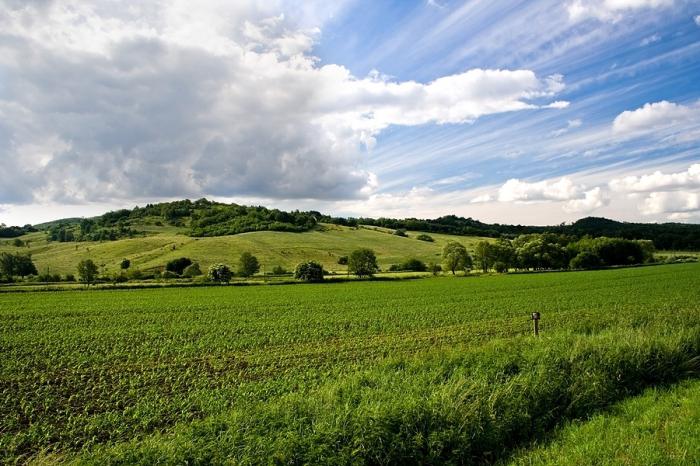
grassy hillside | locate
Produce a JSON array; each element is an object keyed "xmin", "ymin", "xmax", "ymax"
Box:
[
  {"xmin": 0, "ymin": 224, "xmax": 489, "ymax": 276},
  {"xmin": 506, "ymin": 380, "xmax": 700, "ymax": 465}
]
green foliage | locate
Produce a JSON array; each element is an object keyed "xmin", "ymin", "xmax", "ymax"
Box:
[
  {"xmin": 393, "ymin": 228, "xmax": 407, "ymax": 237},
  {"xmin": 161, "ymin": 270, "xmax": 179, "ymax": 279},
  {"xmin": 77, "ymin": 259, "xmax": 98, "ymax": 285},
  {"xmin": 416, "ymin": 233, "xmax": 434, "ymax": 242},
  {"xmin": 238, "ymin": 252, "xmax": 260, "ymax": 278},
  {"xmin": 391, "ymin": 258, "xmax": 427, "ymax": 272},
  {"xmin": 182, "ymin": 263, "xmax": 203, "ymax": 277},
  {"xmin": 337, "ymin": 255, "xmax": 348, "ymax": 265},
  {"xmin": 569, "ymin": 251, "xmax": 601, "ymax": 270},
  {"xmin": 0, "ymin": 252, "xmax": 37, "ymax": 279},
  {"xmin": 294, "ymin": 261, "xmax": 325, "ymax": 282},
  {"xmin": 208, "ymin": 263, "xmax": 233, "ymax": 283},
  {"xmin": 442, "ymin": 240, "xmax": 472, "ymax": 274},
  {"xmin": 271, "ymin": 265, "xmax": 287, "ymax": 275},
  {"xmin": 12, "ymin": 238, "xmax": 23, "ymax": 247},
  {"xmin": 120, "ymin": 258, "xmax": 131, "ymax": 270},
  {"xmin": 428, "ymin": 262, "xmax": 442, "ymax": 275},
  {"xmin": 348, "ymin": 248, "xmax": 379, "ymax": 277},
  {"xmin": 165, "ymin": 257, "xmax": 192, "ymax": 275}
]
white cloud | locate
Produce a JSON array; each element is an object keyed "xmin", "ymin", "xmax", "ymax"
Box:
[
  {"xmin": 551, "ymin": 118, "xmax": 582, "ymax": 137},
  {"xmin": 640, "ymin": 191, "xmax": 700, "ymax": 216},
  {"xmin": 694, "ymin": 14, "xmax": 700, "ymax": 26},
  {"xmin": 0, "ymin": 0, "xmax": 567, "ymax": 205},
  {"xmin": 568, "ymin": 0, "xmax": 674, "ymax": 22},
  {"xmin": 497, "ymin": 177, "xmax": 582, "ymax": 202},
  {"xmin": 470, "ymin": 194, "xmax": 493, "ymax": 204},
  {"xmin": 612, "ymin": 101, "xmax": 699, "ymax": 135},
  {"xmin": 609, "ymin": 164, "xmax": 700, "ymax": 192},
  {"xmin": 563, "ymin": 187, "xmax": 608, "ymax": 213},
  {"xmin": 640, "ymin": 33, "xmax": 661, "ymax": 46}
]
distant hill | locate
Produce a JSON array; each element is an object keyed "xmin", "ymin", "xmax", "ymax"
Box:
[{"xmin": 15, "ymin": 199, "xmax": 700, "ymax": 251}]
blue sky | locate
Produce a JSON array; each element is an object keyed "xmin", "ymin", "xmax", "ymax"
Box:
[{"xmin": 0, "ymin": 0, "xmax": 699, "ymax": 225}]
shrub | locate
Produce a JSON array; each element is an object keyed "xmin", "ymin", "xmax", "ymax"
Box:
[
  {"xmin": 493, "ymin": 261, "xmax": 508, "ymax": 273},
  {"xmin": 428, "ymin": 262, "xmax": 442, "ymax": 275},
  {"xmin": 208, "ymin": 264, "xmax": 233, "ymax": 283},
  {"xmin": 272, "ymin": 265, "xmax": 287, "ymax": 275},
  {"xmin": 294, "ymin": 261, "xmax": 324, "ymax": 282},
  {"xmin": 394, "ymin": 229, "xmax": 407, "ymax": 237},
  {"xmin": 570, "ymin": 251, "xmax": 601, "ymax": 270},
  {"xmin": 166, "ymin": 257, "xmax": 192, "ymax": 275},
  {"xmin": 182, "ymin": 263, "xmax": 203, "ymax": 277},
  {"xmin": 337, "ymin": 256, "xmax": 348, "ymax": 265},
  {"xmin": 400, "ymin": 258, "xmax": 427, "ymax": 272},
  {"xmin": 64, "ymin": 274, "xmax": 76, "ymax": 282},
  {"xmin": 161, "ymin": 271, "xmax": 179, "ymax": 279},
  {"xmin": 388, "ymin": 264, "xmax": 401, "ymax": 272},
  {"xmin": 416, "ymin": 234, "xmax": 434, "ymax": 242},
  {"xmin": 120, "ymin": 259, "xmax": 131, "ymax": 270}
]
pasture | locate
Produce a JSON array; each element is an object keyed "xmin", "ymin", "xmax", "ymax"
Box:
[{"xmin": 1, "ymin": 263, "xmax": 699, "ymax": 464}]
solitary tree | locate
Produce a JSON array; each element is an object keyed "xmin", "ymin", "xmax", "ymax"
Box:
[
  {"xmin": 208, "ymin": 263, "xmax": 233, "ymax": 284},
  {"xmin": 442, "ymin": 241, "xmax": 472, "ymax": 275},
  {"xmin": 348, "ymin": 248, "xmax": 379, "ymax": 278},
  {"xmin": 77, "ymin": 259, "xmax": 99, "ymax": 286},
  {"xmin": 120, "ymin": 258, "xmax": 131, "ymax": 270},
  {"xmin": 473, "ymin": 241, "xmax": 493, "ymax": 273},
  {"xmin": 238, "ymin": 252, "xmax": 260, "ymax": 278}
]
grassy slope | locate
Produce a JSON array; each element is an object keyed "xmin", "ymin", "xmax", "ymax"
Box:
[
  {"xmin": 505, "ymin": 380, "xmax": 700, "ymax": 465},
  {"xmin": 0, "ymin": 225, "xmax": 489, "ymax": 275}
]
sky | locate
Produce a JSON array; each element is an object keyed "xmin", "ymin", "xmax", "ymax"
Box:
[{"xmin": 0, "ymin": 0, "xmax": 699, "ymax": 226}]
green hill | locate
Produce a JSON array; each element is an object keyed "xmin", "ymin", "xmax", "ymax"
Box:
[{"xmin": 0, "ymin": 224, "xmax": 487, "ymax": 276}]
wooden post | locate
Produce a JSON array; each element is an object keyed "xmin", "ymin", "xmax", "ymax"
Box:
[{"xmin": 531, "ymin": 312, "xmax": 540, "ymax": 336}]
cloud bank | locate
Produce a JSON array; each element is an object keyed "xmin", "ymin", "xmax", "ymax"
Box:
[{"xmin": 0, "ymin": 0, "xmax": 566, "ymax": 205}]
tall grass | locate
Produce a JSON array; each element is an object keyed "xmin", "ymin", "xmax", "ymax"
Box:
[{"xmin": 82, "ymin": 324, "xmax": 700, "ymax": 465}]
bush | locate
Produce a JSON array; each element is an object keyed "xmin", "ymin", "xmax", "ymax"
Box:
[
  {"xmin": 294, "ymin": 261, "xmax": 324, "ymax": 282},
  {"xmin": 400, "ymin": 258, "xmax": 427, "ymax": 272},
  {"xmin": 388, "ymin": 264, "xmax": 401, "ymax": 272},
  {"xmin": 337, "ymin": 256, "xmax": 348, "ymax": 265},
  {"xmin": 182, "ymin": 263, "xmax": 203, "ymax": 277},
  {"xmin": 272, "ymin": 265, "xmax": 287, "ymax": 275},
  {"xmin": 208, "ymin": 264, "xmax": 233, "ymax": 284},
  {"xmin": 120, "ymin": 259, "xmax": 131, "ymax": 270},
  {"xmin": 127, "ymin": 269, "xmax": 144, "ymax": 280},
  {"xmin": 64, "ymin": 274, "xmax": 76, "ymax": 282},
  {"xmin": 416, "ymin": 234, "xmax": 434, "ymax": 242},
  {"xmin": 166, "ymin": 257, "xmax": 192, "ymax": 275},
  {"xmin": 493, "ymin": 261, "xmax": 509, "ymax": 273},
  {"xmin": 428, "ymin": 262, "xmax": 442, "ymax": 275},
  {"xmin": 570, "ymin": 251, "xmax": 602, "ymax": 270},
  {"xmin": 394, "ymin": 229, "xmax": 407, "ymax": 237},
  {"xmin": 161, "ymin": 271, "xmax": 179, "ymax": 279}
]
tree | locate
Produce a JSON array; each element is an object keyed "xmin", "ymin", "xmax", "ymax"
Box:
[
  {"xmin": 0, "ymin": 253, "xmax": 16, "ymax": 280},
  {"xmin": 12, "ymin": 238, "xmax": 23, "ymax": 247},
  {"xmin": 166, "ymin": 257, "xmax": 192, "ymax": 275},
  {"xmin": 294, "ymin": 261, "xmax": 324, "ymax": 282},
  {"xmin": 394, "ymin": 228, "xmax": 407, "ymax": 237},
  {"xmin": 238, "ymin": 252, "xmax": 260, "ymax": 278},
  {"xmin": 473, "ymin": 241, "xmax": 494, "ymax": 273},
  {"xmin": 120, "ymin": 258, "xmax": 131, "ymax": 270},
  {"xmin": 0, "ymin": 253, "xmax": 37, "ymax": 279},
  {"xmin": 77, "ymin": 259, "xmax": 99, "ymax": 286},
  {"xmin": 208, "ymin": 264, "xmax": 233, "ymax": 283},
  {"xmin": 183, "ymin": 262, "xmax": 202, "ymax": 277},
  {"xmin": 348, "ymin": 248, "xmax": 379, "ymax": 278},
  {"xmin": 399, "ymin": 258, "xmax": 427, "ymax": 272},
  {"xmin": 416, "ymin": 234, "xmax": 434, "ymax": 242},
  {"xmin": 442, "ymin": 241, "xmax": 472, "ymax": 275},
  {"xmin": 337, "ymin": 256, "xmax": 348, "ymax": 265},
  {"xmin": 570, "ymin": 251, "xmax": 601, "ymax": 270}
]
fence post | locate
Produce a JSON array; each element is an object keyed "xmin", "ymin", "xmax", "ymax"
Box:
[{"xmin": 531, "ymin": 312, "xmax": 540, "ymax": 336}]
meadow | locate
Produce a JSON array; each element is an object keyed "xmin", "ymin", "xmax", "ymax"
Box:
[
  {"xmin": 0, "ymin": 224, "xmax": 488, "ymax": 276},
  {"xmin": 1, "ymin": 263, "xmax": 699, "ymax": 464}
]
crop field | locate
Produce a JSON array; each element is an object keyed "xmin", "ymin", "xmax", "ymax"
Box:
[{"xmin": 1, "ymin": 263, "xmax": 699, "ymax": 464}]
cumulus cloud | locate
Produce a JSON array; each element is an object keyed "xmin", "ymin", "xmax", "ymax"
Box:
[
  {"xmin": 568, "ymin": 0, "xmax": 674, "ymax": 22},
  {"xmin": 695, "ymin": 14, "xmax": 700, "ymax": 26},
  {"xmin": 470, "ymin": 194, "xmax": 493, "ymax": 204},
  {"xmin": 497, "ymin": 177, "xmax": 582, "ymax": 202},
  {"xmin": 0, "ymin": 0, "xmax": 567, "ymax": 205},
  {"xmin": 563, "ymin": 187, "xmax": 608, "ymax": 213},
  {"xmin": 609, "ymin": 164, "xmax": 700, "ymax": 192},
  {"xmin": 640, "ymin": 191, "xmax": 700, "ymax": 215},
  {"xmin": 612, "ymin": 101, "xmax": 699, "ymax": 135}
]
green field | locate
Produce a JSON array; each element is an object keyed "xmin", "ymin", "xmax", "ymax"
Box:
[
  {"xmin": 506, "ymin": 379, "xmax": 700, "ymax": 465},
  {"xmin": 0, "ymin": 225, "xmax": 489, "ymax": 276},
  {"xmin": 1, "ymin": 263, "xmax": 699, "ymax": 464}
]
